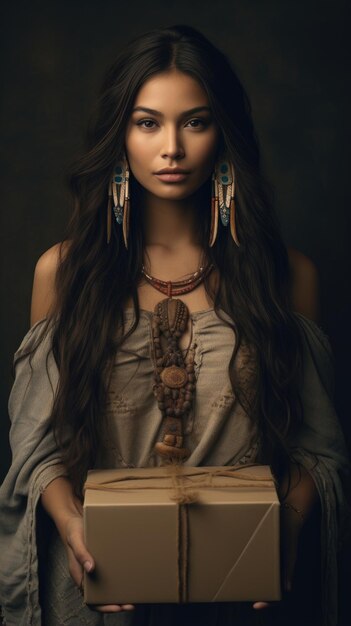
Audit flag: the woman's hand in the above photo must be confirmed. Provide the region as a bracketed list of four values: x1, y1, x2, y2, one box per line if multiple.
[41, 477, 135, 613]
[63, 514, 135, 613]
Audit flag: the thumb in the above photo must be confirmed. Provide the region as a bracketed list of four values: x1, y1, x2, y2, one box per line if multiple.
[83, 558, 94, 573]
[66, 518, 95, 573]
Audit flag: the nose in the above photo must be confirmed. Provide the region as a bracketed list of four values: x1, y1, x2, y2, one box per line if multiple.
[161, 125, 185, 160]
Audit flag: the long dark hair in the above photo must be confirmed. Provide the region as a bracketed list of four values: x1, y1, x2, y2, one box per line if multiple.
[43, 24, 305, 497]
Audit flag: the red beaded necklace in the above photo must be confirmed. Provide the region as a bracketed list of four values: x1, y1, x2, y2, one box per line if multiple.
[142, 263, 214, 297]
[141, 262, 214, 462]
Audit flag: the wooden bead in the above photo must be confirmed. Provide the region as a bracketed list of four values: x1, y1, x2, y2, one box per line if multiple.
[154, 441, 190, 459]
[164, 434, 176, 446]
[160, 366, 187, 388]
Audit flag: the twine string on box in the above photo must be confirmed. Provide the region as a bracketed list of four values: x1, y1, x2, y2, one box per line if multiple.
[84, 463, 277, 603]
[84, 463, 277, 496]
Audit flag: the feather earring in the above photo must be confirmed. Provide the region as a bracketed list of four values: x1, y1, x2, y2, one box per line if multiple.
[209, 159, 239, 247]
[107, 155, 130, 248]
[209, 171, 219, 247]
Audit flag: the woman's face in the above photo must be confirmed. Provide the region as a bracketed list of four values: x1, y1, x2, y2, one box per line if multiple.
[124, 69, 221, 201]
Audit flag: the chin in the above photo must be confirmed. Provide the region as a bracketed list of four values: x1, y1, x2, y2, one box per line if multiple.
[158, 190, 196, 201]
[148, 184, 195, 198]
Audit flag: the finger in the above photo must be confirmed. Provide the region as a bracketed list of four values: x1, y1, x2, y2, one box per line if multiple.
[93, 605, 123, 613]
[252, 602, 270, 609]
[92, 604, 135, 613]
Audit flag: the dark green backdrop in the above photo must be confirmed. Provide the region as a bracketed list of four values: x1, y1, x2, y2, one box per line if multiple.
[1, 0, 350, 622]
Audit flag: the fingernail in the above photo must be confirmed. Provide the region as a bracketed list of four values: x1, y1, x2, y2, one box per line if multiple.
[84, 560, 93, 572]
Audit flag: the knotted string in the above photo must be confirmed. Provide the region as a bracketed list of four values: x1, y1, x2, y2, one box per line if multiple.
[84, 463, 277, 497]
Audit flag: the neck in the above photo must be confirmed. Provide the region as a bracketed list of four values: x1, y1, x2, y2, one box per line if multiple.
[137, 182, 209, 250]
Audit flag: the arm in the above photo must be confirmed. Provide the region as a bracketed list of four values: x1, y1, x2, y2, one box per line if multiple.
[287, 247, 320, 323]
[31, 246, 135, 613]
[40, 477, 92, 582]
[278, 460, 320, 523]
[30, 241, 67, 327]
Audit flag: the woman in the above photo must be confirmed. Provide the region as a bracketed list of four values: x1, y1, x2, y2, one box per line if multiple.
[0, 24, 349, 626]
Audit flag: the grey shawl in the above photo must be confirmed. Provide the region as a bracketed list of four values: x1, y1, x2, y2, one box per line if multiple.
[0, 313, 349, 626]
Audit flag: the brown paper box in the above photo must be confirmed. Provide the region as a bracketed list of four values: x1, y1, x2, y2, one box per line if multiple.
[83, 464, 281, 605]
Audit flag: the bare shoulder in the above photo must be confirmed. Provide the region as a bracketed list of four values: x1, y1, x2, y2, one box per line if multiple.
[287, 247, 320, 322]
[30, 241, 71, 327]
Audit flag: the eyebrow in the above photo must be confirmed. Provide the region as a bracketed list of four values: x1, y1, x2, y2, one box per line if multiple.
[131, 105, 212, 117]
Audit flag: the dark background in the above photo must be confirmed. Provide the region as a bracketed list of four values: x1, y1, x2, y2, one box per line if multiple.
[1, 0, 350, 623]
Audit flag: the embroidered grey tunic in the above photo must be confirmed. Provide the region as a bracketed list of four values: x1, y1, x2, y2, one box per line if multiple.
[96, 308, 259, 471]
[0, 308, 349, 626]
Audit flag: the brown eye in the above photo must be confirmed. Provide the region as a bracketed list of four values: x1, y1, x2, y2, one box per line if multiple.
[136, 119, 157, 129]
[186, 118, 207, 128]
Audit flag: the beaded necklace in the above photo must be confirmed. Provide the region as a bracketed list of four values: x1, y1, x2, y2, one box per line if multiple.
[141, 262, 214, 462]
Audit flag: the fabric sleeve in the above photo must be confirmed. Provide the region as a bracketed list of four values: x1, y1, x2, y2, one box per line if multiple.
[0, 319, 68, 626]
[287, 313, 351, 626]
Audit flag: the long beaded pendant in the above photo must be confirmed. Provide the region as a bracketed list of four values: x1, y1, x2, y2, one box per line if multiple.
[151, 297, 195, 461]
[143, 262, 214, 462]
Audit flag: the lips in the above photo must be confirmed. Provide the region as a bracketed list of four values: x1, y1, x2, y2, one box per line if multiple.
[155, 173, 189, 182]
[154, 168, 190, 183]
[155, 168, 189, 174]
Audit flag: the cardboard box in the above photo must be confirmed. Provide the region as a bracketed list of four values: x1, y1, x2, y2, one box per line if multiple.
[83, 464, 281, 605]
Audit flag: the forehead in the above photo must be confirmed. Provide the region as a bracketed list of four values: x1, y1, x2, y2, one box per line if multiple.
[133, 70, 209, 109]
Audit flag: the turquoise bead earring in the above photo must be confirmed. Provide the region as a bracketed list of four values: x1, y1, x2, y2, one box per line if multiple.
[107, 154, 130, 248]
[217, 160, 232, 226]
[209, 158, 239, 247]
